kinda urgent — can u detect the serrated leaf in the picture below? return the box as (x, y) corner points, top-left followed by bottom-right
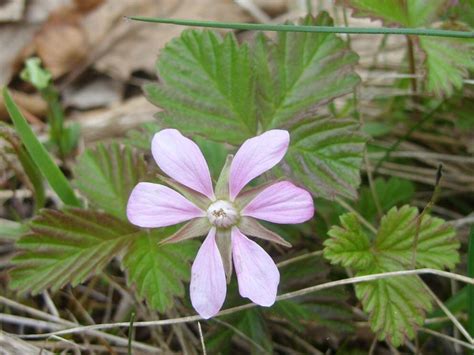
(10, 209), (136, 294)
(145, 30), (257, 145)
(419, 36), (474, 97)
(341, 0), (472, 97)
(74, 143), (148, 220)
(355, 262), (432, 347)
(341, 0), (447, 27)
(283, 117), (365, 200)
(123, 229), (198, 312)
(376, 205), (459, 269)
(253, 13), (360, 130)
(324, 206), (459, 346)
(324, 213), (374, 269)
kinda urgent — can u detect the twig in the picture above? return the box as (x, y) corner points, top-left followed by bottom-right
(14, 268), (474, 339)
(419, 328), (474, 350)
(197, 322), (207, 355)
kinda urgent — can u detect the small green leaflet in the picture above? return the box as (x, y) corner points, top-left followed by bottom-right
(419, 36), (474, 97)
(324, 205), (459, 346)
(74, 143), (148, 220)
(123, 229), (198, 312)
(341, 0), (447, 27)
(355, 261), (432, 346)
(145, 13), (364, 201)
(341, 0), (473, 97)
(10, 209), (137, 294)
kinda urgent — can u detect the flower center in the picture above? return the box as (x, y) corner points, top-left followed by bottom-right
(207, 200), (239, 228)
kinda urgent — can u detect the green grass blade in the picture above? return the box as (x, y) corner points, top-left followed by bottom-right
(127, 16), (474, 39)
(2, 88), (81, 207)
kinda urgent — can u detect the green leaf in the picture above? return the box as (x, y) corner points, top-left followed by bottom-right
(123, 229), (198, 312)
(254, 13), (360, 130)
(74, 143), (148, 220)
(283, 117), (365, 200)
(20, 57), (52, 91)
(324, 213), (374, 269)
(355, 262), (432, 346)
(342, 0), (473, 97)
(376, 205), (459, 270)
(341, 0), (447, 27)
(10, 209), (136, 294)
(324, 205), (459, 346)
(419, 36), (474, 97)
(3, 88), (80, 207)
(145, 13), (360, 144)
(145, 30), (257, 145)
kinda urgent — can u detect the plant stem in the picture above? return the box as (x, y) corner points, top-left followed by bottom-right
(468, 226), (474, 353)
(127, 16), (474, 39)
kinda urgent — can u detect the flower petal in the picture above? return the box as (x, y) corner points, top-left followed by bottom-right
(190, 228), (227, 319)
(229, 130), (289, 199)
(152, 129), (214, 199)
(127, 182), (204, 228)
(242, 181), (314, 224)
(232, 227), (279, 306)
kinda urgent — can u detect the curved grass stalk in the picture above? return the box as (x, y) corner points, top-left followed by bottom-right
(12, 268), (474, 339)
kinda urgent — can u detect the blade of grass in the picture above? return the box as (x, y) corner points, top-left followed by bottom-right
(2, 88), (81, 207)
(468, 226), (474, 346)
(126, 17), (474, 39)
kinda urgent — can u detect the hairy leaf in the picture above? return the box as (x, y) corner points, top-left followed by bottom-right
(324, 205), (459, 345)
(419, 36), (474, 97)
(145, 14), (360, 143)
(74, 143), (148, 220)
(283, 117), (365, 200)
(145, 30), (257, 145)
(324, 213), (374, 269)
(341, 0), (447, 27)
(342, 0), (472, 97)
(355, 262), (432, 346)
(10, 209), (136, 294)
(123, 229), (198, 312)
(376, 205), (459, 269)
(253, 14), (360, 130)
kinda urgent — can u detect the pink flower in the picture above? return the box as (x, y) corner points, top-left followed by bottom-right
(127, 129), (314, 319)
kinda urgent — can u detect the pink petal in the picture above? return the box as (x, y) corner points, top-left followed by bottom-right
(190, 228), (227, 319)
(229, 130), (289, 199)
(152, 129), (214, 199)
(231, 227), (279, 306)
(242, 181), (314, 224)
(127, 183), (204, 228)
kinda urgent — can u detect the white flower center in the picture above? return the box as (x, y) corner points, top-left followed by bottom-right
(207, 200), (239, 228)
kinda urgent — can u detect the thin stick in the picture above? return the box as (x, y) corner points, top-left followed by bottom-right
(212, 318), (267, 353)
(276, 250), (323, 267)
(197, 322), (207, 355)
(419, 328), (474, 350)
(126, 17), (474, 39)
(423, 283), (473, 344)
(15, 268), (474, 339)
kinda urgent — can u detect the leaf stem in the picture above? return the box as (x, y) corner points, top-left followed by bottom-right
(126, 16), (474, 39)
